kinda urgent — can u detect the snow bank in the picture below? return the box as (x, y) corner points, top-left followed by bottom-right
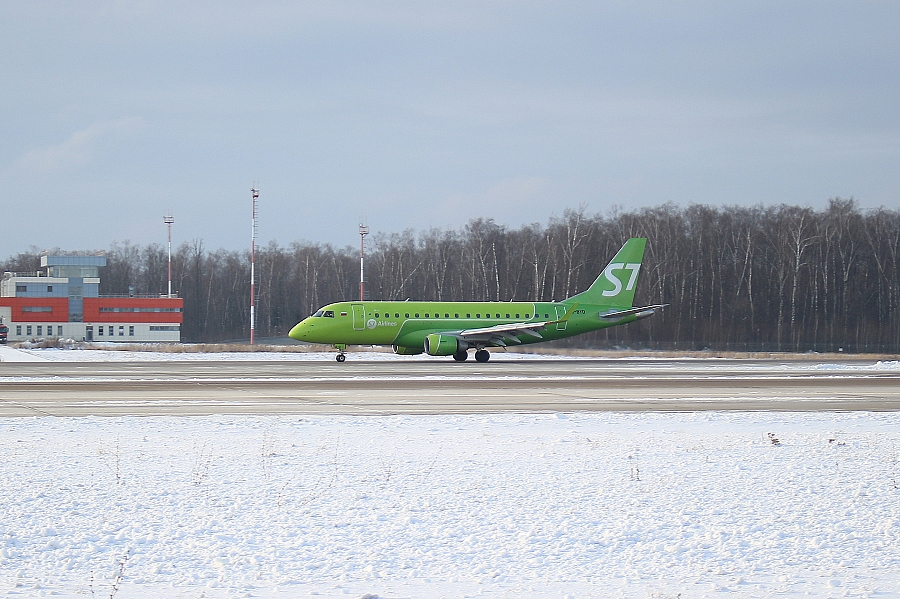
(2, 412), (899, 598)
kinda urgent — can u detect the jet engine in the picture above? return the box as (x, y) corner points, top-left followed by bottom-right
(392, 345), (424, 355)
(424, 333), (465, 356)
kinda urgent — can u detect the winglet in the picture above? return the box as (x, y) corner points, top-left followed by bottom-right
(553, 302), (579, 324)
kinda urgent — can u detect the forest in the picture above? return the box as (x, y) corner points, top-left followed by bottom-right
(3, 199), (899, 353)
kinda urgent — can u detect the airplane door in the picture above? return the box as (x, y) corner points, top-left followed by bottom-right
(555, 306), (568, 331)
(351, 304), (366, 330)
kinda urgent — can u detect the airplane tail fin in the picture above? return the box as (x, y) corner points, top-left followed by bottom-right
(565, 238), (647, 306)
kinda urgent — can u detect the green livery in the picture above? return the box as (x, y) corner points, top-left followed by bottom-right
(288, 238), (665, 362)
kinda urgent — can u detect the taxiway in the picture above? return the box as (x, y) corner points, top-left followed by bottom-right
(2, 358), (899, 416)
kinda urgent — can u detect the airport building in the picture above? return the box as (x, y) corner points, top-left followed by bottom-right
(0, 255), (183, 343)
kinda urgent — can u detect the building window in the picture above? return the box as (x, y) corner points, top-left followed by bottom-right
(37, 326), (42, 336)
(129, 326), (135, 336)
(22, 306), (53, 312)
(99, 307), (182, 313)
(119, 326), (124, 336)
(16, 326), (22, 335)
(26, 325), (32, 336)
(16, 285), (26, 293)
(47, 286), (53, 292)
(98, 327), (104, 336)
(57, 326), (63, 336)
(150, 325), (180, 331)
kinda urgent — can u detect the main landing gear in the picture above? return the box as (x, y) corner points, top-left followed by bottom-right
(453, 349), (491, 362)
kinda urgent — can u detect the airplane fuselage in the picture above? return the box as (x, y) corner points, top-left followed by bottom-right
(289, 300), (641, 351)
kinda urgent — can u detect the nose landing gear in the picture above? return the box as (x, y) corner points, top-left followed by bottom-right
(333, 344), (347, 362)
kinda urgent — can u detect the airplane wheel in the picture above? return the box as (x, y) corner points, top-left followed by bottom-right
(453, 351), (468, 362)
(474, 349), (490, 363)
(336, 353), (346, 362)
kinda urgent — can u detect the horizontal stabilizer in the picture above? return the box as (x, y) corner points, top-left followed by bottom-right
(599, 304), (668, 320)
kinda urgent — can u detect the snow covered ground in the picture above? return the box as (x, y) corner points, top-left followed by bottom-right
(2, 347), (900, 598)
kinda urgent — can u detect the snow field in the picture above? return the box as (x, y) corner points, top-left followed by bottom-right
(1, 412), (899, 598)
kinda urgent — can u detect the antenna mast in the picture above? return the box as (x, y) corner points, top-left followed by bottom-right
(163, 212), (174, 298)
(359, 220), (369, 301)
(251, 187), (259, 345)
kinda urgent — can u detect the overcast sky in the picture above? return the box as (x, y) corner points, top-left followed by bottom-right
(1, 1), (898, 257)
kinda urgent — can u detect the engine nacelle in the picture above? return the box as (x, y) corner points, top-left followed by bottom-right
(392, 344), (424, 355)
(424, 333), (463, 356)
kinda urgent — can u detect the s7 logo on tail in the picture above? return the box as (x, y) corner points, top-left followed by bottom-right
(602, 263), (641, 296)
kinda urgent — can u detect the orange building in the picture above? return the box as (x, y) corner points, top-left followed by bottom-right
(0, 255), (182, 343)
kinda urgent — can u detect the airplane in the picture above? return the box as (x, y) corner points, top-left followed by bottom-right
(288, 237), (666, 362)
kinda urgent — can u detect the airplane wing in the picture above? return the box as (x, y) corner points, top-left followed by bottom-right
(457, 319), (554, 346)
(455, 303), (579, 347)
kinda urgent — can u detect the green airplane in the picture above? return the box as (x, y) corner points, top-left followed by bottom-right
(288, 237), (665, 362)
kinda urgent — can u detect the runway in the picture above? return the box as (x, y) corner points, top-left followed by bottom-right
(2, 357), (899, 416)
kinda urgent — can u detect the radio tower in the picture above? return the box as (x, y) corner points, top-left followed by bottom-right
(163, 212), (174, 298)
(359, 221), (369, 301)
(250, 187), (259, 345)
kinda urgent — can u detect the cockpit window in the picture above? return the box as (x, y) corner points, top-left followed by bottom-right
(313, 310), (324, 317)
(323, 310), (335, 318)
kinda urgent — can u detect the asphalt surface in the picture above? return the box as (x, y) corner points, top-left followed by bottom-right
(1, 357), (899, 416)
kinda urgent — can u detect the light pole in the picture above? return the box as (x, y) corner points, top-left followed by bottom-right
(250, 187), (259, 345)
(359, 222), (369, 301)
(163, 213), (174, 298)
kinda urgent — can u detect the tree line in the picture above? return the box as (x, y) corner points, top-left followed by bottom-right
(4, 199), (899, 353)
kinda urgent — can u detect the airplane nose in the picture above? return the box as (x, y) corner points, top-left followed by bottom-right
(288, 321), (308, 340)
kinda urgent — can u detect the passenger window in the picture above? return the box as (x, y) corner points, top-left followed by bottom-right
(515, 314), (520, 318)
(454, 313), (459, 318)
(395, 313), (400, 318)
(476, 314), (480, 318)
(505, 313), (510, 318)
(405, 313), (409, 318)
(425, 313), (429, 318)
(445, 313), (449, 318)
(526, 314), (531, 318)
(495, 314), (500, 318)
(415, 313), (419, 318)
(466, 314), (471, 318)
(375, 313), (380, 318)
